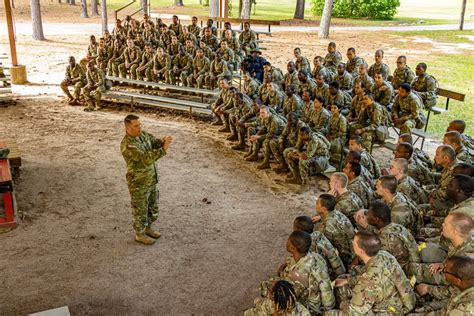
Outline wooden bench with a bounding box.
[424,88,466,131]
[386,126,431,150]
[0,139,21,173]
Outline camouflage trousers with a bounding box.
[284,147,329,182]
[128,184,159,234]
[186,72,206,88]
[107,59,120,77]
[167,70,191,85]
[329,138,345,168]
[118,63,139,79]
[395,118,416,135]
[269,139,297,165]
[60,79,85,99]
[136,65,154,81]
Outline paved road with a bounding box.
[1,21,473,36]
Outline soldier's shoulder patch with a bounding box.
[127,144,138,149]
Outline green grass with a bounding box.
[391,30,474,44]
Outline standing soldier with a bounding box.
[187,48,210,88]
[118,38,142,79]
[60,56,86,105]
[136,42,155,81]
[239,22,258,56]
[120,114,173,245]
[83,61,106,112]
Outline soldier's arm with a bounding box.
[348,275,377,315]
[393,265,417,312]
[121,142,166,165]
[310,264,336,311]
[132,48,142,65]
[319,236,346,276]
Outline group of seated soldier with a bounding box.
[60,14,261,111]
[245,119,473,314]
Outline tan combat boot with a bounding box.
[145,227,162,239]
[94,100,102,111]
[135,233,156,245]
[256,160,270,170]
[83,101,95,112]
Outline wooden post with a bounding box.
[4,0,18,66]
[223,0,228,18]
[459,0,467,30]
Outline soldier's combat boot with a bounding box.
[65,91,74,103]
[94,100,102,111]
[257,160,270,169]
[286,171,302,184]
[68,98,79,106]
[135,233,156,245]
[243,149,253,158]
[218,125,230,133]
[211,118,223,126]
[231,142,246,150]
[83,101,95,112]
[226,133,238,141]
[145,227,162,239]
[245,153,259,161]
[273,163,289,173]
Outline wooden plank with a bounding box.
[0,139,21,168]
[201,16,280,26]
[0,87,12,94]
[437,88,465,102]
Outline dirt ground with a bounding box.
[0,28,451,315]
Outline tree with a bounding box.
[294,0,305,19]
[140,0,148,12]
[91,0,99,15]
[30,0,45,41]
[459,0,467,30]
[68,0,76,5]
[318,0,333,38]
[175,0,184,6]
[209,0,219,17]
[81,0,89,18]
[241,0,250,18]
[101,0,108,32]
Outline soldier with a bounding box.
[300,90,313,123]
[210,78,231,126]
[206,53,229,89]
[184,39,196,58]
[323,42,342,75]
[242,71,259,100]
[312,193,355,267]
[167,35,182,58]
[238,98,262,153]
[152,47,171,83]
[203,18,218,37]
[297,71,317,97]
[283,85,304,117]
[168,46,192,85]
[218,41,235,72]
[239,22,258,56]
[267,82,285,113]
[187,48,209,89]
[120,114,173,245]
[327,103,347,167]
[201,27,219,51]
[326,81,351,111]
[285,126,330,187]
[112,19,127,43]
[348,81,366,122]
[391,55,415,90]
[220,21,236,39]
[263,61,283,86]
[345,150,375,187]
[307,96,330,134]
[444,255,474,315]
[312,56,332,83]
[354,63,374,94]
[229,92,254,149]
[188,16,201,39]
[270,112,305,173]
[60,56,86,105]
[81,35,99,68]
[179,26,197,46]
[293,216,346,278]
[447,119,474,151]
[443,131,473,164]
[82,61,106,112]
[294,47,311,74]
[142,22,158,46]
[313,73,329,99]
[159,24,176,48]
[371,72,394,110]
[223,29,243,66]
[334,231,416,315]
[136,42,155,81]
[95,37,111,72]
[345,47,365,78]
[215,86,239,134]
[343,162,374,209]
[398,133,433,170]
[106,40,124,77]
[388,158,428,205]
[169,15,182,37]
[392,142,433,186]
[348,135,381,181]
[447,174,474,219]
[375,175,417,232]
[411,62,437,109]
[118,38,142,79]
[199,40,215,61]
[333,63,353,95]
[282,61,300,92]
[392,83,426,134]
[329,172,364,225]
[368,49,390,80]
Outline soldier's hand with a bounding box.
[428,263,444,274]
[354,209,369,229]
[416,283,429,296]
[277,262,287,277]
[311,215,321,223]
[300,153,307,160]
[334,278,348,287]
[163,135,173,151]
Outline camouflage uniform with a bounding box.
[295,56,311,74]
[315,210,355,267]
[188,24,201,39]
[327,113,347,166]
[283,94,304,117]
[408,157,433,186]
[298,78,317,96]
[106,43,124,77]
[136,48,155,81]
[96,45,111,71]
[120,131,167,234]
[326,90,352,109]
[300,101,313,124]
[411,74,437,109]
[230,94,254,143]
[244,300,310,316]
[313,82,329,99]
[118,46,142,79]
[353,74,375,94]
[168,52,193,85]
[348,176,374,209]
[169,22,182,37]
[335,190,364,226]
[333,71,353,94]
[392,91,426,134]
[206,59,229,89]
[397,175,428,205]
[311,231,346,278]
[202,34,219,50]
[267,89,285,114]
[353,102,390,151]
[219,47,236,72]
[185,45,196,58]
[282,71,300,91]
[388,192,416,232]
[187,55,210,88]
[343,250,416,315]
[456,146,473,164]
[323,51,343,75]
[368,62,391,80]
[264,66,284,85]
[152,53,172,83]
[239,29,258,55]
[223,36,243,63]
[83,67,105,110]
[312,65,332,83]
[179,32,198,46]
[167,42,182,58]
[250,113,286,160]
[243,76,260,100]
[426,159,458,213]
[257,83,271,104]
[391,66,415,90]
[361,150,381,182]
[346,56,365,78]
[307,106,330,135]
[160,29,176,47]
[445,286,474,315]
[371,81,394,109]
[60,63,86,100]
[270,120,305,166]
[450,196,474,219]
[349,94,364,122]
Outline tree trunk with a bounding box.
[209,0,219,17]
[241,0,250,19]
[294,0,305,19]
[69,0,76,5]
[175,0,184,6]
[81,0,89,18]
[30,0,46,41]
[140,0,148,12]
[459,0,467,30]
[91,0,99,15]
[318,0,333,38]
[101,0,108,32]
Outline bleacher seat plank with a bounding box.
[0,139,21,169]
[112,90,209,109]
[437,88,466,102]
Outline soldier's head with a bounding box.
[287,112,298,126]
[262,61,271,72]
[327,42,336,53]
[125,15,131,22]
[348,136,363,152]
[252,98,262,111]
[216,52,224,61]
[346,47,356,60]
[199,40,206,49]
[293,215,314,234]
[115,19,122,27]
[86,61,95,71]
[266,81,276,92]
[316,193,336,215]
[354,80,365,96]
[388,158,409,179]
[269,280,298,314]
[171,35,178,45]
[453,163,474,177]
[315,73,325,85]
[415,62,427,76]
[172,15,179,24]
[126,38,134,49]
[242,71,251,81]
[124,114,141,137]
[442,212,473,244]
[330,172,348,193]
[196,48,204,58]
[204,27,211,37]
[314,96,325,110]
[68,56,76,67]
[301,90,312,102]
[345,150,362,165]
[447,120,466,134]
[299,125,311,141]
[90,35,96,44]
[259,106,271,119]
[293,47,302,59]
[285,85,296,97]
[396,55,407,70]
[362,94,374,108]
[224,21,232,30]
[353,231,382,261]
[376,175,398,197]
[444,255,474,291]
[397,133,413,145]
[434,144,456,168]
[443,131,462,151]
[287,230,311,256]
[219,77,229,89]
[185,39,194,47]
[287,61,296,73]
[156,46,164,56]
[343,161,361,181]
[368,200,391,229]
[447,174,474,204]
[374,72,384,85]
[374,49,384,63]
[144,42,152,53]
[337,62,346,75]
[207,18,213,27]
[220,41,228,49]
[314,55,323,67]
[358,63,368,76]
[192,16,198,25]
[103,30,111,38]
[244,21,250,31]
[330,102,342,115]
[161,24,168,32]
[394,142,413,160]
[297,70,308,82]
[143,13,149,21]
[328,81,340,95]
[398,82,411,97]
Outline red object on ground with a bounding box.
[0,158,17,228]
